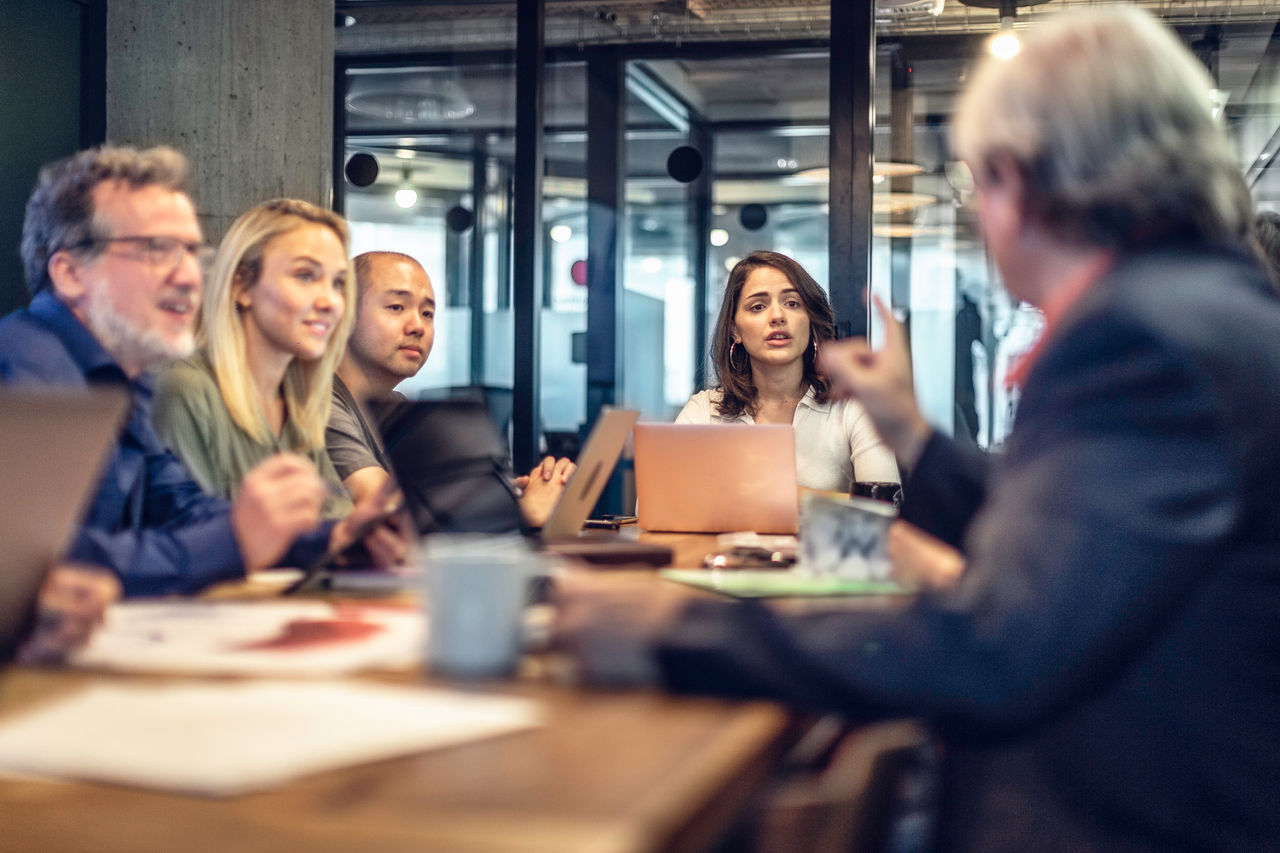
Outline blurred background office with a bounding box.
[5,0,1280,466]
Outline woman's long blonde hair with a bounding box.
[201,198,356,449]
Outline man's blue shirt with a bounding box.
[0,290,330,595]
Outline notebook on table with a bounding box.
[0,386,129,659]
[633,423,799,534]
[660,569,910,599]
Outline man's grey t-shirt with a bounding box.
[326,375,404,480]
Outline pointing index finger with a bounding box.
[871,295,902,351]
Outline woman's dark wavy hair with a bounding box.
[709,251,835,419]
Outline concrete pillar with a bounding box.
[106,0,333,242]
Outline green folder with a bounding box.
[660,569,910,598]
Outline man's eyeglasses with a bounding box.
[72,236,215,272]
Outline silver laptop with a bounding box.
[539,407,672,565]
[541,407,639,540]
[633,423,799,534]
[0,387,128,659]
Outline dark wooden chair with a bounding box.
[742,718,933,853]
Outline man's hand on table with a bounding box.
[887,521,965,591]
[17,564,120,666]
[552,573,693,687]
[331,476,414,568]
[517,455,576,528]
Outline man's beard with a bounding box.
[83,286,195,374]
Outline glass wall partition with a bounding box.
[615,52,834,417]
[620,62,697,419]
[339,56,591,445]
[340,59,516,409]
[878,3,1280,448]
[335,0,1280,460]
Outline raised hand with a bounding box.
[818,295,932,468]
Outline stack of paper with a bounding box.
[0,680,541,795]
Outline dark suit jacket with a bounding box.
[654,244,1280,851]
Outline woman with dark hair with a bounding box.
[677,251,898,492]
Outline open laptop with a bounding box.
[0,386,129,659]
[541,407,638,539]
[377,402,645,540]
[633,423,799,534]
[538,407,671,566]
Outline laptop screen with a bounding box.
[379,399,525,536]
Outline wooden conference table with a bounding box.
[0,532,913,853]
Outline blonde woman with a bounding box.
[154,199,357,518]
[155,197,355,517]
[157,199,406,565]
[156,195,404,560]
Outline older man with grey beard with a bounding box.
[0,145,391,596]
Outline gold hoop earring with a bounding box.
[729,341,747,371]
